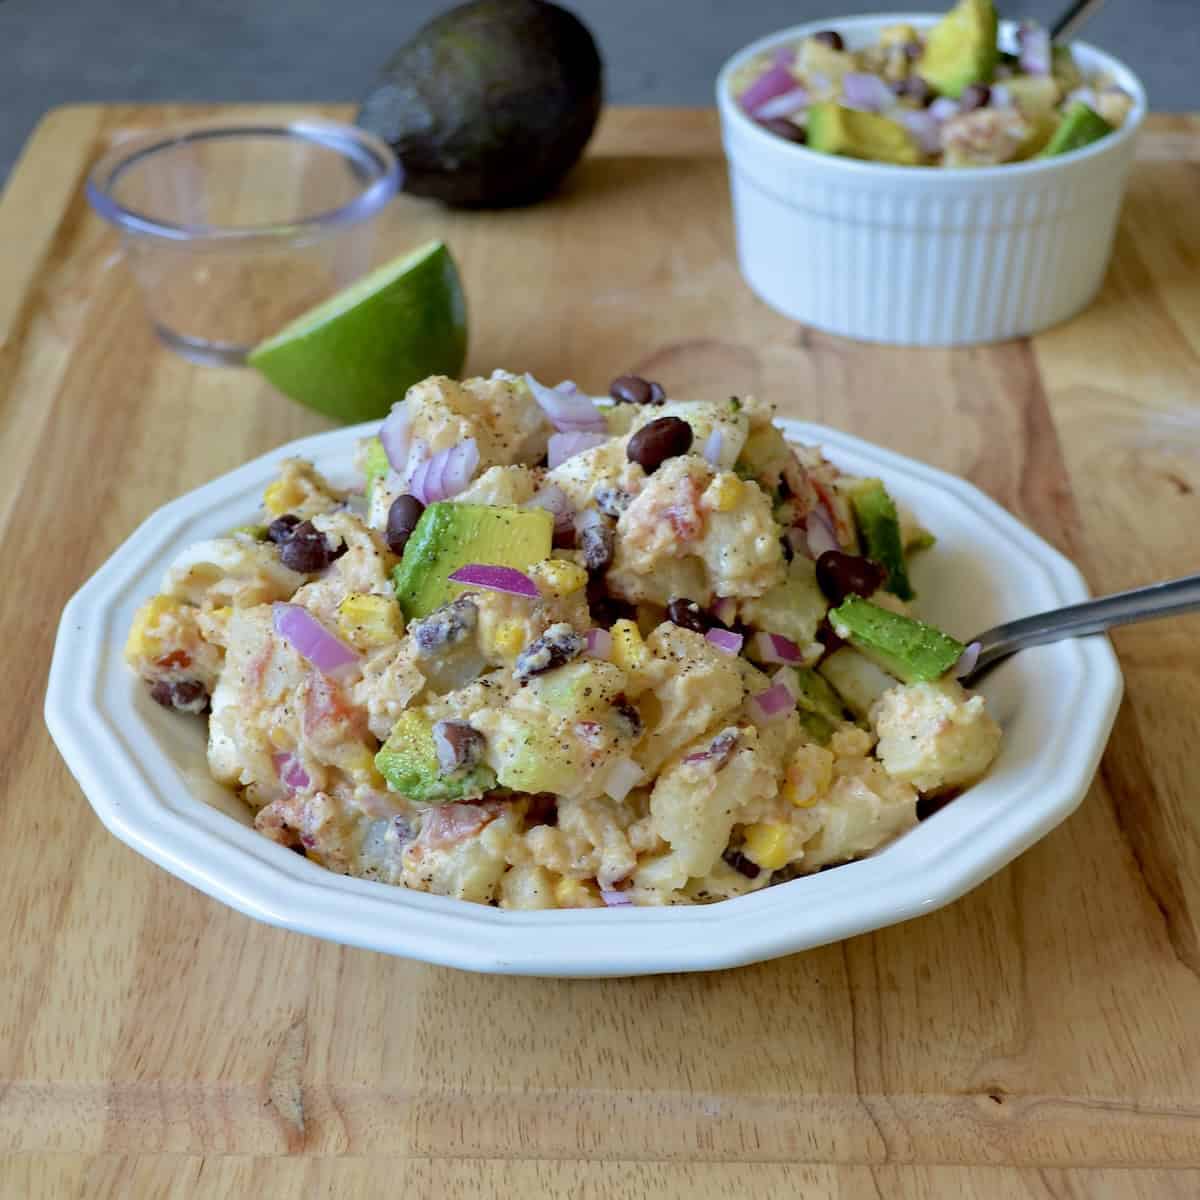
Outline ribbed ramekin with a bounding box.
[716,15,1147,346]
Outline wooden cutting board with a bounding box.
[2,104,1200,1198]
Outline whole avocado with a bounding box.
[356,0,603,209]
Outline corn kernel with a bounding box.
[491,619,527,659]
[707,474,743,513]
[784,745,834,808]
[263,478,304,517]
[336,593,402,649]
[553,876,601,908]
[124,594,186,663]
[532,558,588,598]
[610,619,649,672]
[742,823,793,871]
[338,744,384,785]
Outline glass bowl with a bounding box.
[86,119,401,365]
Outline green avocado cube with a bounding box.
[375,711,496,805]
[829,597,964,684]
[916,0,999,99]
[807,103,923,165]
[848,478,914,601]
[1040,101,1113,158]
[392,502,553,621]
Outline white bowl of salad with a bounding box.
[45,371,1122,975]
[716,2,1146,345]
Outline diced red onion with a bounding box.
[525,373,606,434]
[842,72,895,113]
[929,97,961,123]
[706,627,744,656]
[701,428,724,468]
[752,631,803,665]
[379,403,412,471]
[272,751,310,793]
[683,729,740,766]
[711,596,738,626]
[548,431,608,469]
[447,563,540,598]
[772,45,795,69]
[897,109,942,155]
[586,628,613,660]
[754,86,810,120]
[988,83,1012,110]
[1017,21,1051,76]
[773,667,800,701]
[410,439,479,504]
[601,888,633,907]
[805,506,840,559]
[604,755,644,803]
[526,484,576,540]
[739,62,798,116]
[272,603,361,679]
[750,682,797,723]
[954,640,982,679]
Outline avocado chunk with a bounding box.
[492,718,580,794]
[740,557,829,648]
[807,103,923,165]
[392,502,553,620]
[829,597,964,684]
[916,0,999,99]
[356,0,604,209]
[363,436,390,503]
[1040,101,1113,158]
[847,478,914,601]
[819,646,899,720]
[375,711,496,804]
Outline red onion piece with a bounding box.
[754,86,810,121]
[702,428,724,468]
[773,667,800,701]
[711,596,738,626]
[683,729,740,767]
[805,506,840,559]
[898,109,942,155]
[989,83,1012,109]
[751,631,803,665]
[603,755,644,803]
[739,62,798,116]
[412,439,479,504]
[548,431,608,469]
[525,373,606,434]
[842,72,895,113]
[772,45,795,69]
[447,563,539,598]
[706,627,744,656]
[272,603,361,679]
[586,628,613,660]
[601,888,633,907]
[954,640,982,679]
[750,682,797,723]
[379,403,413,471]
[272,751,310,793]
[929,97,961,123]
[1017,21,1051,76]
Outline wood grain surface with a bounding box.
[2,105,1199,1197]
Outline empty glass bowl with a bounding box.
[87,119,401,365]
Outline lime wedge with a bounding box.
[248,240,468,423]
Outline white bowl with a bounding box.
[716,15,1147,345]
[45,421,1121,977]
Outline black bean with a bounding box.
[612,695,644,740]
[266,513,301,544]
[959,84,991,111]
[279,520,334,573]
[386,494,425,556]
[432,719,486,774]
[552,522,577,551]
[525,793,558,827]
[411,595,477,657]
[815,550,887,605]
[609,374,666,406]
[666,597,707,633]
[761,117,807,143]
[780,535,794,563]
[626,416,693,474]
[723,849,761,880]
[149,678,209,715]
[586,577,636,630]
[893,75,933,106]
[811,29,844,51]
[578,515,615,573]
[514,622,585,680]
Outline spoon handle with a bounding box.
[970,573,1200,676]
[1049,0,1107,42]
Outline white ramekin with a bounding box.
[716,15,1147,345]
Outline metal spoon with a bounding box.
[959,573,1200,686]
[1049,0,1107,42]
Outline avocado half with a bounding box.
[356,0,604,209]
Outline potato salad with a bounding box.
[125,370,1002,908]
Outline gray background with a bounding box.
[1,0,1195,183]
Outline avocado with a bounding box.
[819,646,898,719]
[356,0,604,209]
[492,718,579,794]
[848,478,913,601]
[375,711,496,804]
[796,710,837,746]
[1040,101,1113,158]
[363,436,390,503]
[529,659,627,721]
[916,0,999,99]
[829,597,964,684]
[786,666,849,724]
[392,502,553,620]
[807,103,923,166]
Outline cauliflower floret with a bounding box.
[942,108,1035,166]
[546,435,644,512]
[163,537,305,608]
[263,458,345,521]
[454,464,538,507]
[351,642,427,741]
[401,801,518,903]
[871,678,1002,794]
